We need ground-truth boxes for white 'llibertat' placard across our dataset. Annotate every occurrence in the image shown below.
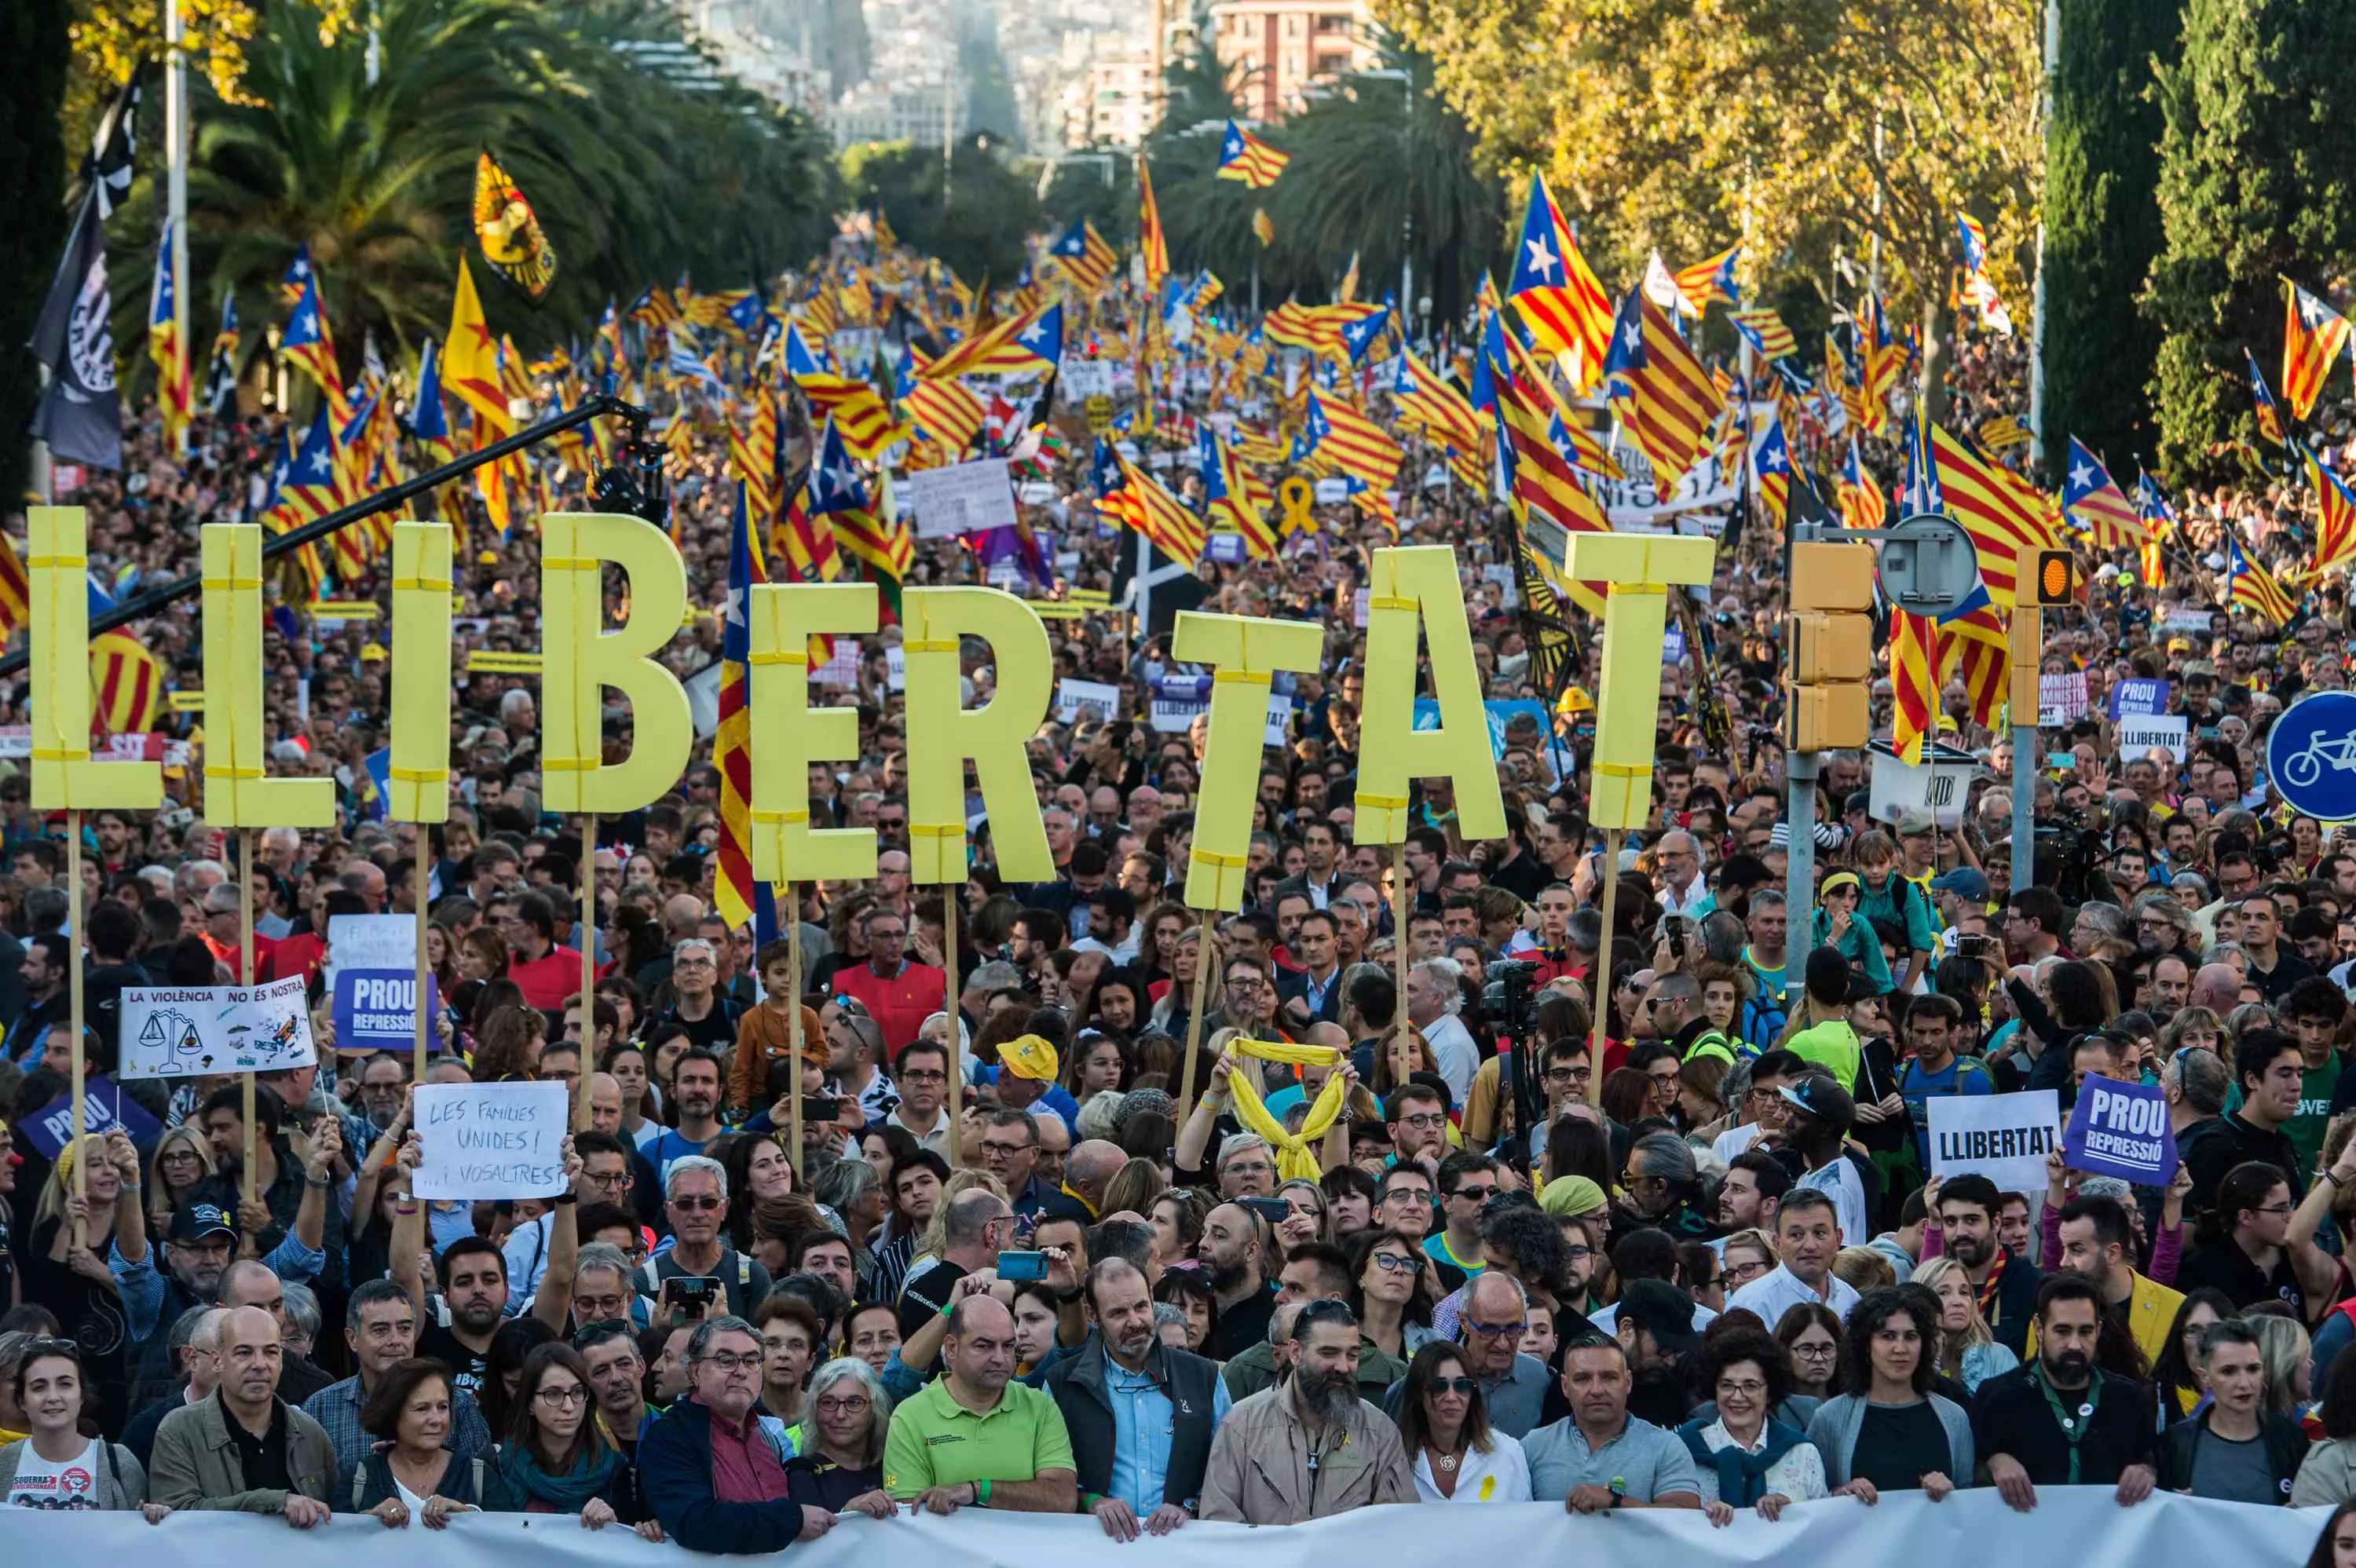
[1927,1089,2060,1193]
[905,458,1017,539]
[412,1080,571,1199]
[119,978,318,1077]
[1056,678,1121,724]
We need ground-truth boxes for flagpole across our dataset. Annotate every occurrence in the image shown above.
[166,0,190,458]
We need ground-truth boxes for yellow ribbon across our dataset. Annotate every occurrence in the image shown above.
[1595,762,1653,780]
[902,639,958,654]
[1212,670,1263,685]
[1234,1037,1341,1069]
[31,747,90,762]
[1224,1064,1346,1182]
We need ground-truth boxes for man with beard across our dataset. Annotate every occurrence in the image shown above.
[1970,1275,2157,1511]
[1612,1279,1703,1429]
[1201,1298,1414,1523]
[1928,1174,2041,1358]
[389,1135,582,1395]
[1044,1258,1230,1539]
[126,1201,243,1411]
[2047,1194,2184,1375]
[1197,1201,1277,1358]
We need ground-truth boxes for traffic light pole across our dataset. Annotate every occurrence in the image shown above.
[2009,546,2045,894]
[1787,751,1821,962]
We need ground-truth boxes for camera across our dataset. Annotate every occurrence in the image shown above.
[1481,958,1542,1134]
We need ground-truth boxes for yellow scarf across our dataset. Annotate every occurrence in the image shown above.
[1223,1039,1346,1180]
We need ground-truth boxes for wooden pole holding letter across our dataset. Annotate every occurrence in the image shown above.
[1589,828,1621,1105]
[68,810,86,1247]
[414,842,431,1084]
[576,813,596,1130]
[1390,840,1411,1042]
[942,893,962,1168]
[786,884,804,1179]
[241,827,258,1206]
[1176,910,1215,1129]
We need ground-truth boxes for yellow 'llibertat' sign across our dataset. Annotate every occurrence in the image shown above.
[1568,532,1716,830]
[25,510,1510,863]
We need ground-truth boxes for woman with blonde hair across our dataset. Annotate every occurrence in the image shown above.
[142,1123,215,1238]
[22,1129,150,1436]
[1099,1156,1167,1220]
[1914,1255,2020,1393]
[2253,1314,2317,1425]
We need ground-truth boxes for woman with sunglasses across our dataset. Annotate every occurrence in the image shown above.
[1348,1228,1435,1361]
[351,1358,486,1527]
[1396,1342,1531,1503]
[485,1343,660,1537]
[143,1124,216,1238]
[0,1340,166,1518]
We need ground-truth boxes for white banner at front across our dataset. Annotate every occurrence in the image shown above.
[0,1490,2319,1568]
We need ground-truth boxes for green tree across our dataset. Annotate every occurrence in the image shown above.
[2146,0,2356,479]
[111,0,839,383]
[2041,0,2182,471]
[842,135,1041,283]
[2,0,71,508]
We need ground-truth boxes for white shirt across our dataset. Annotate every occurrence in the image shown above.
[1687,1418,1829,1504]
[6,1436,103,1510]
[1727,1261,1861,1325]
[1422,1011,1480,1102]
[1411,1431,1534,1504]
[1710,1121,1765,1165]
[1795,1158,1871,1254]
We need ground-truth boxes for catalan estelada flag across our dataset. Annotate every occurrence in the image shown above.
[1392,350,1487,487]
[1930,419,2061,608]
[1729,306,1794,360]
[1948,603,2010,727]
[1046,221,1118,294]
[919,302,1062,382]
[0,532,28,639]
[2226,538,2298,626]
[1137,155,1169,295]
[148,225,192,442]
[2061,437,2149,550]
[1492,364,1607,617]
[1197,422,1275,558]
[1890,609,1940,765]
[1302,391,1403,489]
[2284,279,2351,420]
[2303,445,2356,580]
[1216,119,1290,188]
[1506,173,1615,391]
[2247,348,2286,447]
[1671,246,1740,314]
[1603,289,1714,490]
[1838,438,1886,532]
[714,481,774,934]
[1977,414,2032,453]
[2136,470,2173,588]
[1096,440,1203,562]
[1748,407,1792,526]
[280,269,351,429]
[1859,292,1901,435]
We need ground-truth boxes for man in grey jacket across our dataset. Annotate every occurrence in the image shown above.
[149,1305,337,1526]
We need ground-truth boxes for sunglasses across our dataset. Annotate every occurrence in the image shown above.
[1426,1376,1480,1395]
[671,1195,724,1212]
[1296,1296,1359,1331]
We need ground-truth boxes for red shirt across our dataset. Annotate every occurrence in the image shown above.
[704,1399,792,1503]
[509,945,584,1011]
[834,958,948,1057]
[203,930,280,983]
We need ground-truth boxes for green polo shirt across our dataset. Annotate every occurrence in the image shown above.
[881,1375,1076,1500]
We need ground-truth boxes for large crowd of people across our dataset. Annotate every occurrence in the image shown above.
[1,247,2354,1562]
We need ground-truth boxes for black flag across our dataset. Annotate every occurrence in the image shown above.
[29,189,123,470]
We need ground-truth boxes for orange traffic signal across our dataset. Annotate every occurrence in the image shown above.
[2029,548,2076,609]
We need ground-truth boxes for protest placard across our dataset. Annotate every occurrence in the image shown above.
[1264,694,1293,747]
[1055,678,1121,724]
[2038,671,2090,728]
[1151,674,1209,733]
[2063,1077,2179,1185]
[412,1080,571,1199]
[905,458,1016,540]
[327,912,413,988]
[119,977,318,1077]
[19,1074,160,1158]
[2119,712,2190,762]
[332,970,442,1054]
[2109,678,2171,720]
[1927,1089,2060,1191]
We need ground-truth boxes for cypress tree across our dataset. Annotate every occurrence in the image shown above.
[2146,0,2356,481]
[0,0,71,510]
[2040,0,2181,471]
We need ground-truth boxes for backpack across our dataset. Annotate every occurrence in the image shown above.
[1740,990,1787,1051]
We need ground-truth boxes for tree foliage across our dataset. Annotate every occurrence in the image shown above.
[2042,0,2182,472]
[2146,0,2356,479]
[2,0,71,509]
[1384,0,2043,411]
[104,0,840,380]
[842,135,1041,283]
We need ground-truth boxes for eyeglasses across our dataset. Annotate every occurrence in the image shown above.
[1725,1257,1772,1281]
[815,1395,872,1416]
[1718,1379,1768,1398]
[1543,1066,1591,1084]
[1562,1245,1594,1261]
[898,1068,947,1084]
[1399,1113,1447,1131]
[1790,1342,1838,1361]
[2251,1202,2296,1218]
[535,1385,590,1406]
[1462,1314,1525,1339]
[1426,1376,1480,1395]
[671,1195,724,1212]
[1370,1252,1418,1274]
[869,928,906,941]
[697,1352,761,1372]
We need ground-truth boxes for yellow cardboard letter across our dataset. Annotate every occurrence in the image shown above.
[27,506,161,811]
[387,521,454,822]
[902,587,1053,884]
[200,523,335,827]
[1171,611,1322,910]
[1565,532,1716,829]
[748,583,878,883]
[540,512,692,813]
[1353,545,1505,845]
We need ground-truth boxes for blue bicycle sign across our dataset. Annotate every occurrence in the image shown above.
[2266,692,2356,821]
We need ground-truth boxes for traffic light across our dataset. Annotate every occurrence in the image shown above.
[1785,542,1875,751]
[2027,547,2077,609]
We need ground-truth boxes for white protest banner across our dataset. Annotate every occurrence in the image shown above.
[412,1079,571,1199]
[1151,675,1208,733]
[1927,1089,2060,1191]
[1055,678,1121,724]
[1264,694,1293,748]
[0,1478,2320,1568]
[2120,712,2190,762]
[905,457,1016,539]
[2038,671,2091,727]
[327,912,413,989]
[1352,588,1370,628]
[119,977,318,1077]
[884,645,905,692]
[1315,478,1350,505]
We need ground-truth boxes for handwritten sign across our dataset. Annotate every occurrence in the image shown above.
[2063,1077,2179,1185]
[905,457,1016,540]
[119,977,318,1077]
[327,913,412,989]
[412,1080,571,1199]
[1927,1089,2059,1192]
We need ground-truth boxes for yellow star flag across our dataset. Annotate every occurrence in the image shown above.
[443,256,514,439]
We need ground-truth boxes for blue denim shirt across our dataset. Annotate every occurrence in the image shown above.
[1103,1354,1231,1514]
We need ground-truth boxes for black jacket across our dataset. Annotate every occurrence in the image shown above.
[1041,1331,1221,1512]
[2155,1412,2309,1502]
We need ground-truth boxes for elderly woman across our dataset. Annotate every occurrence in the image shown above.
[1677,1325,1827,1525]
[785,1358,896,1517]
